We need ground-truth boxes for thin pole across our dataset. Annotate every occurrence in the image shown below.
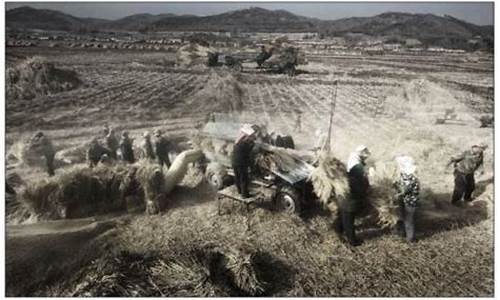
[326,79,338,153]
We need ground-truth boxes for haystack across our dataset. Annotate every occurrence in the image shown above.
[186,72,245,113]
[6,56,81,100]
[18,165,128,221]
[176,43,215,67]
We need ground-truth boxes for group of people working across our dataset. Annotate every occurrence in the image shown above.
[87,125,172,168]
[230,124,488,246]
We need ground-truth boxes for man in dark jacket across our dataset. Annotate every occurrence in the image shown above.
[153,129,171,168]
[87,138,111,168]
[448,144,487,206]
[232,125,257,198]
[29,131,56,176]
[119,131,135,164]
[335,145,371,246]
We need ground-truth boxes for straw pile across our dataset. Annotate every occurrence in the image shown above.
[6,56,81,100]
[17,165,128,221]
[176,43,215,67]
[64,242,267,297]
[254,147,300,175]
[186,72,244,113]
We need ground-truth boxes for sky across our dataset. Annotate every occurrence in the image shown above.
[5,2,494,25]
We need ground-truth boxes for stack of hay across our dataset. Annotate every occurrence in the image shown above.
[186,71,244,113]
[18,165,129,221]
[6,56,81,100]
[176,43,215,67]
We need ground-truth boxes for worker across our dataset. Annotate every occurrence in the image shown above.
[448,143,487,206]
[336,145,371,246]
[141,131,156,160]
[102,124,110,137]
[393,156,420,243]
[105,127,119,159]
[232,124,257,198]
[87,137,111,168]
[153,129,171,168]
[29,131,56,176]
[119,131,135,164]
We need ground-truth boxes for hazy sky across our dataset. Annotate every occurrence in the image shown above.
[5,2,494,25]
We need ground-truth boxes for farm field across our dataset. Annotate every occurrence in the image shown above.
[5,46,494,296]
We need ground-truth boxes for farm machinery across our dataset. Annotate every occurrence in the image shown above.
[256,46,306,76]
[198,121,316,214]
[206,52,256,72]
[206,45,306,76]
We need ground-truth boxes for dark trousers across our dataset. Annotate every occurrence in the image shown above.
[233,164,250,198]
[158,156,171,168]
[452,171,475,203]
[335,209,357,243]
[46,154,55,176]
[395,201,416,242]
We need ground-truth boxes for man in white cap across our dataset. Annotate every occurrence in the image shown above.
[448,143,487,206]
[105,127,119,160]
[393,155,420,243]
[232,124,257,198]
[335,145,371,246]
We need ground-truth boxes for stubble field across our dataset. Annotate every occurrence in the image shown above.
[5,46,494,296]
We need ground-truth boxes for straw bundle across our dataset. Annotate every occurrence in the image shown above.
[226,248,265,296]
[308,151,349,213]
[368,161,400,227]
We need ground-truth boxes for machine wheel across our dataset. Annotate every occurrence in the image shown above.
[231,62,243,72]
[274,186,301,214]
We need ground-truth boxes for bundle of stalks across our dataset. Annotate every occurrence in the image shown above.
[226,247,265,296]
[69,251,166,297]
[308,151,349,213]
[135,162,165,214]
[254,147,301,174]
[368,161,400,227]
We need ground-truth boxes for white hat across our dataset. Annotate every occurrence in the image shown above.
[240,124,256,136]
[396,155,416,175]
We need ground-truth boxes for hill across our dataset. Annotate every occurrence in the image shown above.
[6,6,493,49]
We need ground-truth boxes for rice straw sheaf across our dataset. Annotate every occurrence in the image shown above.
[368,161,400,228]
[308,151,349,213]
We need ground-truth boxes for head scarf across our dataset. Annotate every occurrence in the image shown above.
[347,145,369,172]
[235,124,256,144]
[395,155,416,175]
